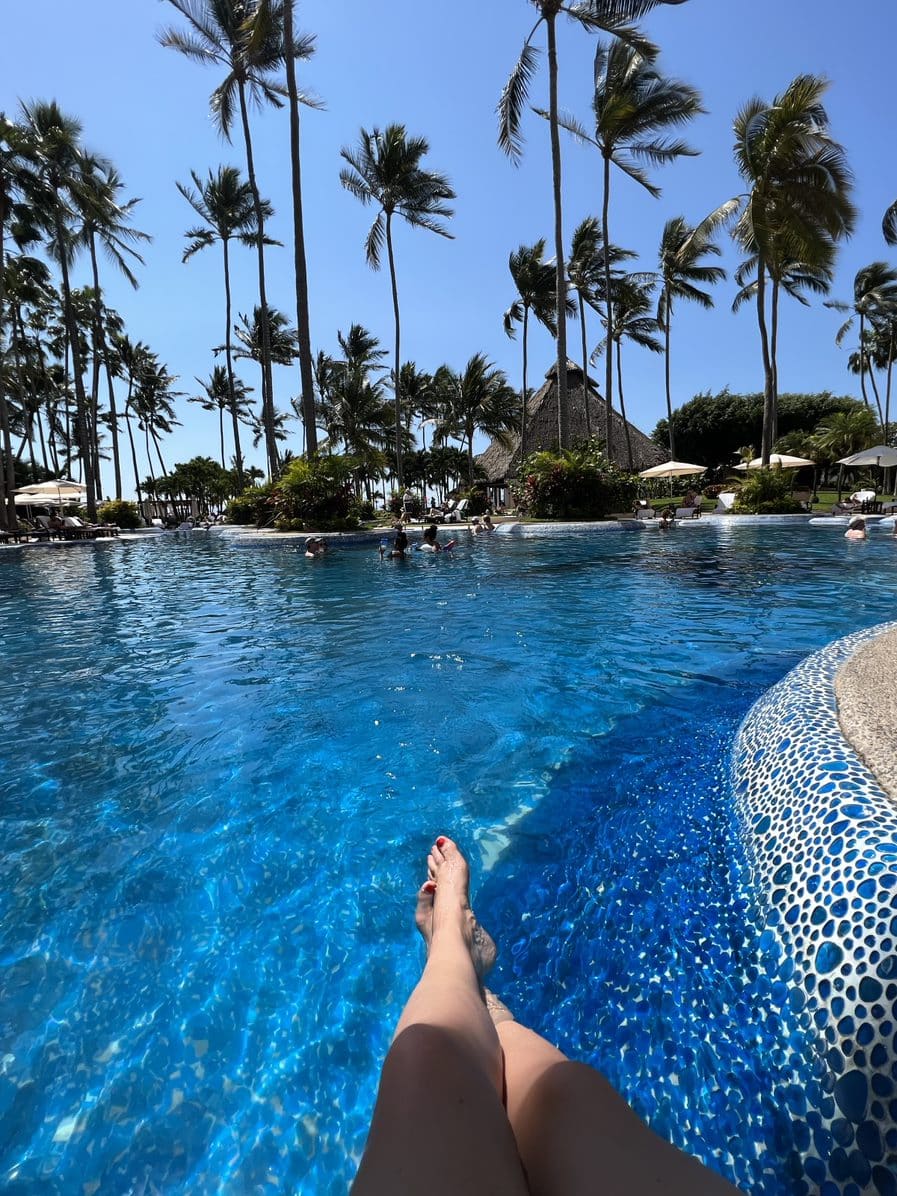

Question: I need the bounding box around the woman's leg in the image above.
[352,838,529,1196]
[495,1017,743,1196]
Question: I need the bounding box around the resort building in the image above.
[477,360,664,504]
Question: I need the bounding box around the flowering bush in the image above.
[97,499,141,528]
[513,444,638,519]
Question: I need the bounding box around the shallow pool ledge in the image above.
[733,620,897,1192]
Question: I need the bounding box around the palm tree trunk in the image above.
[124,378,142,512]
[858,313,871,412]
[55,212,97,518]
[601,152,614,463]
[521,303,529,461]
[0,208,17,530]
[770,278,780,442]
[219,402,226,469]
[663,285,675,459]
[88,232,105,501]
[385,211,403,488]
[35,408,49,473]
[615,338,634,470]
[152,430,168,478]
[756,262,775,464]
[868,360,884,427]
[101,355,122,500]
[885,327,894,443]
[237,79,277,478]
[546,12,568,449]
[579,293,591,438]
[283,0,318,458]
[222,237,244,486]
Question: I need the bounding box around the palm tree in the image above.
[433,354,519,485]
[0,114,36,529]
[503,239,561,457]
[811,407,880,500]
[567,219,603,438]
[234,304,300,368]
[657,203,735,457]
[604,273,662,468]
[78,156,149,501]
[18,103,90,511]
[339,124,455,488]
[133,354,183,481]
[733,74,856,464]
[827,262,897,424]
[109,333,150,509]
[177,165,273,486]
[190,364,253,467]
[159,0,315,477]
[498,0,688,449]
[281,0,320,456]
[552,41,701,462]
[733,249,833,426]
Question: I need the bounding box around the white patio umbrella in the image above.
[836,444,897,500]
[14,479,86,505]
[733,454,815,471]
[638,460,706,479]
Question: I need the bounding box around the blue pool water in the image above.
[2,524,897,1194]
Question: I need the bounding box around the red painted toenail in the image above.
[436,836,446,847]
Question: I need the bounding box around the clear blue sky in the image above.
[5,0,896,492]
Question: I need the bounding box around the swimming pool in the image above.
[2,525,896,1194]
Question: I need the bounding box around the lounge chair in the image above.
[61,516,98,540]
[446,498,469,523]
[792,489,814,511]
[674,502,702,520]
[714,492,737,514]
[633,500,657,519]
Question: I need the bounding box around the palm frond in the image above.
[884,199,897,247]
[365,212,385,269]
[498,38,541,161]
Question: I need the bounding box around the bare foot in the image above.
[418,838,497,979]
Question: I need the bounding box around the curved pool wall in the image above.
[734,621,897,1194]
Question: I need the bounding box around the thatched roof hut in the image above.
[478,360,663,482]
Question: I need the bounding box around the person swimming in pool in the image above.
[419,524,456,552]
[354,836,742,1196]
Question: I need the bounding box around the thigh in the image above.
[497,1022,742,1196]
[353,1023,530,1196]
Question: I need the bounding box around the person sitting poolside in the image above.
[844,516,867,541]
[353,836,743,1196]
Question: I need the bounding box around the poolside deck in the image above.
[836,625,897,803]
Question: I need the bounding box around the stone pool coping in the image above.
[836,625,897,804]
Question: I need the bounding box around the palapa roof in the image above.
[478,360,664,482]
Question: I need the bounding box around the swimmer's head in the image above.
[849,516,866,529]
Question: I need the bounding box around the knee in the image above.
[383,1023,465,1090]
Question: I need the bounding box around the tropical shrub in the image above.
[274,456,358,530]
[351,499,376,522]
[97,500,141,528]
[734,469,803,514]
[513,444,638,519]
[459,486,489,515]
[225,484,274,525]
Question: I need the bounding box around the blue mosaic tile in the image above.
[734,621,897,1192]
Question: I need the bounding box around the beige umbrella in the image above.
[733,455,815,471]
[638,460,706,479]
[14,479,87,505]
